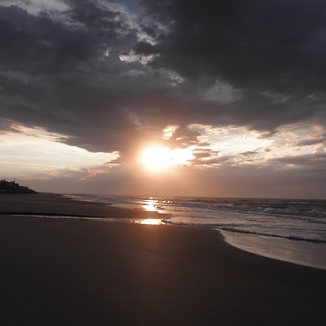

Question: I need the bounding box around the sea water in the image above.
[65,194,326,270]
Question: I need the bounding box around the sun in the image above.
[142,147,172,171]
[141,146,194,171]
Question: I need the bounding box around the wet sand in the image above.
[0,193,325,325]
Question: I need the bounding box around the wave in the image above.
[175,200,326,218]
[162,216,326,244]
[219,227,326,244]
[64,194,326,245]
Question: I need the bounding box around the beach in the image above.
[0,193,325,325]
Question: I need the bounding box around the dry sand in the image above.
[0,193,325,325]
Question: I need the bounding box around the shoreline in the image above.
[222,230,326,271]
[0,192,163,220]
[1,193,326,324]
[2,192,326,270]
[63,193,326,271]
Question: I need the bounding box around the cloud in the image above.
[0,0,326,191]
[295,134,326,147]
[0,119,20,134]
[141,0,326,86]
[274,153,326,170]
[0,5,101,74]
[139,0,326,128]
[203,80,241,104]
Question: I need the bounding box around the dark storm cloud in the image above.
[64,0,137,50]
[134,41,157,55]
[0,3,149,157]
[140,0,326,89]
[138,0,326,129]
[0,5,100,75]
[1,0,326,164]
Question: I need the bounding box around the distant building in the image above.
[0,179,36,194]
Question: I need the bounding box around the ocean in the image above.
[66,194,326,270]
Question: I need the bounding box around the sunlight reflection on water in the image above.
[140,219,163,225]
[142,199,158,212]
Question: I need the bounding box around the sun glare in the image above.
[142,147,171,170]
[142,146,193,171]
[140,219,163,225]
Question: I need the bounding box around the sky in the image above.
[0,0,326,199]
